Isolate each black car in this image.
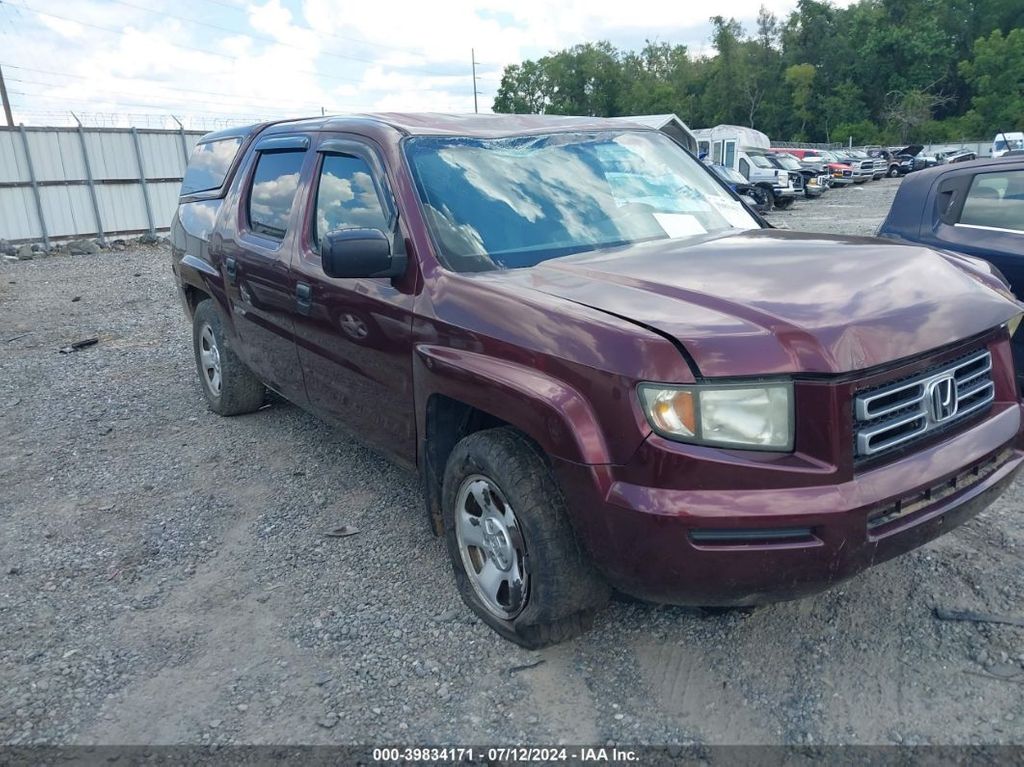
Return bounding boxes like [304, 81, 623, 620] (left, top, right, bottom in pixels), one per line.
[877, 156, 1024, 383]
[766, 152, 825, 198]
[707, 163, 772, 212]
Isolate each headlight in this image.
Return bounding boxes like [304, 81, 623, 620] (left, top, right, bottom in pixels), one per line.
[1008, 313, 1023, 337]
[638, 382, 794, 450]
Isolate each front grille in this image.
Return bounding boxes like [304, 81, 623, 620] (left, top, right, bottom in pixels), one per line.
[853, 350, 995, 458]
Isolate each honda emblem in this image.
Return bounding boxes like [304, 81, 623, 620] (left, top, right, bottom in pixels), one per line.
[927, 375, 958, 422]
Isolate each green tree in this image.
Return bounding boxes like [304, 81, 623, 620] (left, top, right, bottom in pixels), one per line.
[784, 63, 816, 138]
[702, 17, 749, 125]
[959, 28, 1024, 132]
[493, 60, 550, 114]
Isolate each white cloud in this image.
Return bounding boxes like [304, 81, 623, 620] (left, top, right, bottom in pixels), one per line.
[0, 0, 857, 128]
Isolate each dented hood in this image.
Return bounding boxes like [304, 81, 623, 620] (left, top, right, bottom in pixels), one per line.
[493, 229, 1022, 377]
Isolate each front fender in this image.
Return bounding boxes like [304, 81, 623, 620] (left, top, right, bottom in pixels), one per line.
[414, 345, 626, 466]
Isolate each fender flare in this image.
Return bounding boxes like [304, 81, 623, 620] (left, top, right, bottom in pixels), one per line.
[414, 344, 613, 466]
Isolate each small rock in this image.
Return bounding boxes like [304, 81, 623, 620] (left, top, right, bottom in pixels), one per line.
[67, 239, 101, 255]
[208, 719, 222, 729]
[16, 244, 34, 260]
[138, 233, 161, 246]
[71, 296, 81, 303]
[317, 714, 338, 729]
[236, 704, 248, 712]
[7, 566, 20, 576]
[436, 683, 450, 699]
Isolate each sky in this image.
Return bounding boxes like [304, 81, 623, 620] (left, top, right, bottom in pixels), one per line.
[0, 0, 845, 129]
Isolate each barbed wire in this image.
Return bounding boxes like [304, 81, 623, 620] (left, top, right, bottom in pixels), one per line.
[10, 111, 287, 130]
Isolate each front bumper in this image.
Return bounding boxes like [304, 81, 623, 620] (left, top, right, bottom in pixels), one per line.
[555, 403, 1023, 605]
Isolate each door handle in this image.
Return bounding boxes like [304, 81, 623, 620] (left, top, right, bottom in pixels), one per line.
[225, 257, 237, 284]
[296, 282, 312, 315]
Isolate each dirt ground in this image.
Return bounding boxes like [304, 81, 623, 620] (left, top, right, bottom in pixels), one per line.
[2, 177, 1023, 747]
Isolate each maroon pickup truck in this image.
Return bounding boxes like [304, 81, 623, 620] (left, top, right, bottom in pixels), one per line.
[171, 114, 1024, 648]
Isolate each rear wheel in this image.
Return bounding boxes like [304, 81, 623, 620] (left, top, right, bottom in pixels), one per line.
[442, 427, 609, 648]
[192, 299, 266, 416]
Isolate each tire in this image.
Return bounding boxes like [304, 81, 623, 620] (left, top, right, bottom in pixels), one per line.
[755, 187, 774, 212]
[774, 195, 795, 210]
[442, 427, 610, 648]
[887, 166, 900, 178]
[192, 299, 266, 416]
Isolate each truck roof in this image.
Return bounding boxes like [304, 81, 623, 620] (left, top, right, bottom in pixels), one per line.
[196, 113, 666, 145]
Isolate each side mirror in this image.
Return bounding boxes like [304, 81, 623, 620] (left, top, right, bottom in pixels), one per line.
[321, 228, 406, 279]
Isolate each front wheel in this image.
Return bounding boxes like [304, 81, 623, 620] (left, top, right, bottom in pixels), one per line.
[887, 166, 900, 178]
[773, 195, 795, 210]
[192, 299, 266, 416]
[442, 428, 610, 648]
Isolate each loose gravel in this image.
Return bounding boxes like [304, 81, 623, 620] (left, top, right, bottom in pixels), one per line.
[2, 177, 1023, 746]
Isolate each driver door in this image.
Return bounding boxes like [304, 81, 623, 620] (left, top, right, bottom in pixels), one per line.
[289, 136, 417, 465]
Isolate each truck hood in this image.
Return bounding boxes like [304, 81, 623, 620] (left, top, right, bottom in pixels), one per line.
[487, 230, 1021, 377]
[893, 144, 924, 157]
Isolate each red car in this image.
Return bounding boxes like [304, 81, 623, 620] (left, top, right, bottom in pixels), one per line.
[776, 147, 855, 185]
[171, 114, 1024, 647]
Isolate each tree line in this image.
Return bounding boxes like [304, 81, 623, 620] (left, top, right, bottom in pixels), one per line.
[492, 0, 1024, 145]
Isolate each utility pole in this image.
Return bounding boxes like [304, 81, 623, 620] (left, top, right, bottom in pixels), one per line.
[0, 63, 14, 127]
[471, 49, 479, 114]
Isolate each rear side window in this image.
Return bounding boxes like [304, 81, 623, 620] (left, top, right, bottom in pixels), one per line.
[248, 150, 306, 240]
[959, 170, 1024, 234]
[180, 137, 242, 195]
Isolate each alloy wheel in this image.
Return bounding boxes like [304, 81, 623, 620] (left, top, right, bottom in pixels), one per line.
[198, 323, 222, 395]
[454, 474, 529, 619]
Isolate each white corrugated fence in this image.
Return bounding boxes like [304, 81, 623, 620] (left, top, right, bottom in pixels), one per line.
[0, 126, 205, 244]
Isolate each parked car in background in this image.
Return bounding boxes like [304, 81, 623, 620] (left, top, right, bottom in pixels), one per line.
[878, 156, 1024, 385]
[765, 152, 825, 198]
[845, 149, 885, 180]
[865, 145, 922, 177]
[891, 145, 925, 175]
[779, 148, 853, 186]
[693, 126, 798, 209]
[993, 132, 1024, 158]
[831, 150, 872, 183]
[945, 150, 978, 164]
[172, 113, 1024, 647]
[707, 163, 772, 212]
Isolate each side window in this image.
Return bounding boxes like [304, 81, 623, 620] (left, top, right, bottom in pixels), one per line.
[959, 170, 1024, 233]
[314, 153, 389, 245]
[724, 141, 736, 168]
[738, 158, 750, 179]
[247, 150, 306, 240]
[181, 137, 242, 195]
[712, 141, 723, 164]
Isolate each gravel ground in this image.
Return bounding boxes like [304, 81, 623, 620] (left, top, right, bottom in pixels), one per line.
[2, 177, 1023, 747]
